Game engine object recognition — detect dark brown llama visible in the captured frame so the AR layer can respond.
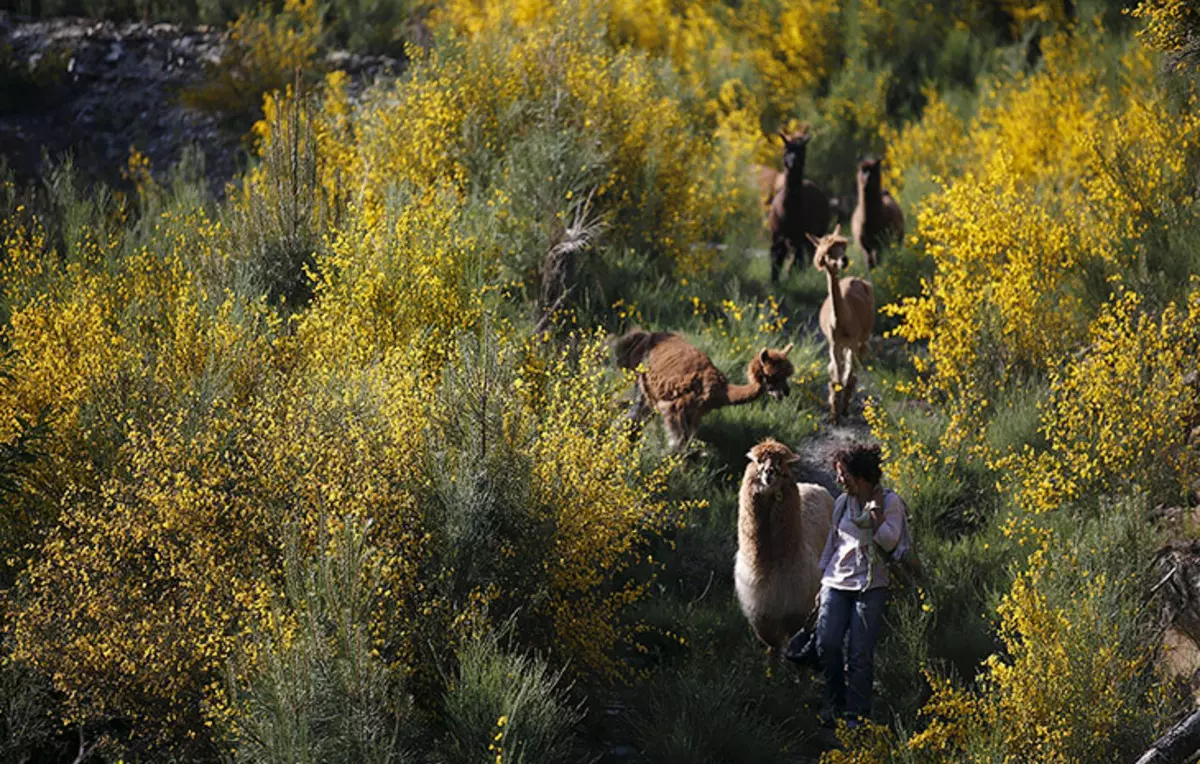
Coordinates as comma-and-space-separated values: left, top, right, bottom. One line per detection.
850, 156, 905, 270
767, 127, 832, 283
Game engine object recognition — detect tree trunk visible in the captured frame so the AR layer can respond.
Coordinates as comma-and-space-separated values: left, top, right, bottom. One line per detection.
1134, 710, 1200, 764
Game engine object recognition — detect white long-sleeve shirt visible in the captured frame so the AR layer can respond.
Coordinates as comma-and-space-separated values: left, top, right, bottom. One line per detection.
818, 489, 906, 591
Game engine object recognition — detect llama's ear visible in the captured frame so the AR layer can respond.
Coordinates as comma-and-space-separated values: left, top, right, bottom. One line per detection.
805, 232, 821, 248
832, 223, 842, 237
781, 342, 794, 356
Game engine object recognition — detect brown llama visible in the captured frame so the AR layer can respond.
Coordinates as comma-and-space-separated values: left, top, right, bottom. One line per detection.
851, 156, 904, 270
735, 438, 834, 659
614, 330, 795, 451
808, 225, 875, 423
768, 127, 832, 283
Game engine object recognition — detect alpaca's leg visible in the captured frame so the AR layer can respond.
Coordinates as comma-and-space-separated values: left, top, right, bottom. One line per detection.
840, 346, 857, 417
781, 237, 798, 280
625, 378, 651, 442
662, 407, 687, 452
628, 377, 651, 421
770, 233, 788, 284
827, 346, 843, 423
683, 407, 704, 447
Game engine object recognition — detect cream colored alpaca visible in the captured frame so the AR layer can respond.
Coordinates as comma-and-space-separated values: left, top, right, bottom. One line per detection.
614, 330, 796, 451
808, 225, 875, 423
735, 439, 834, 658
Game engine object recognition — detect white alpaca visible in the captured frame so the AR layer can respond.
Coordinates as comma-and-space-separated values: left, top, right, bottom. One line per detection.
735, 439, 834, 658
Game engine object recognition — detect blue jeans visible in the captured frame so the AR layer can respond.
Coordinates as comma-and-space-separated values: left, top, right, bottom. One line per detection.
816, 585, 888, 718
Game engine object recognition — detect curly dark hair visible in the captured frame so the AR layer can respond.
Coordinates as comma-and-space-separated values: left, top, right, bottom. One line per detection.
832, 442, 883, 485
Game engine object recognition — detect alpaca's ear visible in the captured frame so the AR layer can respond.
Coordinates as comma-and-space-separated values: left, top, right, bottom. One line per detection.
786, 452, 802, 465
781, 342, 794, 356
832, 223, 841, 237
760, 349, 770, 364
746, 450, 759, 465
805, 232, 821, 248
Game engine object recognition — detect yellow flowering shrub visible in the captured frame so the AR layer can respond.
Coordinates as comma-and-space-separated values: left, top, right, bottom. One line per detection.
824, 537, 1157, 764
514, 334, 693, 677
1131, 0, 1200, 63
438, 0, 841, 130
887, 30, 1200, 448
880, 86, 970, 195
1007, 285, 1200, 513
183, 0, 326, 119
9, 365, 431, 743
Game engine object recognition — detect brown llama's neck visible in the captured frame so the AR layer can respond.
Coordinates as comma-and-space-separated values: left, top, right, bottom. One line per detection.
825, 264, 847, 330
858, 171, 883, 215
725, 371, 765, 406
784, 150, 808, 199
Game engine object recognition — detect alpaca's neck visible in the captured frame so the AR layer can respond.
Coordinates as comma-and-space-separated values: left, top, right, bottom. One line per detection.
825, 267, 846, 331
725, 375, 764, 406
858, 175, 883, 216
738, 487, 797, 570
784, 152, 807, 200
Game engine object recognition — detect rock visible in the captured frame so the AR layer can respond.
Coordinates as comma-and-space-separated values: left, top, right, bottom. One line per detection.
0, 16, 403, 198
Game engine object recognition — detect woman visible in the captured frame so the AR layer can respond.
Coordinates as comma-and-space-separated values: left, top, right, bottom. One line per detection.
815, 442, 908, 727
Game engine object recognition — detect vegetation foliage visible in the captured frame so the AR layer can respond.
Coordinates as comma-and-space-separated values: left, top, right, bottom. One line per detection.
1, 0, 1199, 761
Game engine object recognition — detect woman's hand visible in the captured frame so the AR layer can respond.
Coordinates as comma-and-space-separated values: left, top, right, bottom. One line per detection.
869, 487, 886, 531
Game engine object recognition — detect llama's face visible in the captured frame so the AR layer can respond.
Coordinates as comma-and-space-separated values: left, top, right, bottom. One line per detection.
747, 441, 801, 489
757, 347, 795, 401
814, 240, 850, 273
857, 158, 881, 187
780, 130, 810, 171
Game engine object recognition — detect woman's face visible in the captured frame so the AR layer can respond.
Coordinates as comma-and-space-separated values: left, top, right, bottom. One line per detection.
835, 462, 868, 495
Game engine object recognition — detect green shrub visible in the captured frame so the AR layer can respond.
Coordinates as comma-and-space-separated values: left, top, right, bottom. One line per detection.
436, 626, 583, 764
221, 516, 412, 764
220, 88, 326, 309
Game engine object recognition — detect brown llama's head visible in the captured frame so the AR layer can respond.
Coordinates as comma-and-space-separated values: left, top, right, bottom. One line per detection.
808, 224, 850, 273
748, 342, 795, 401
857, 155, 883, 189
745, 438, 801, 490
778, 125, 811, 172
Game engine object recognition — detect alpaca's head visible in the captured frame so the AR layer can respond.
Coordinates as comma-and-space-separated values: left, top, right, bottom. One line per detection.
808, 225, 850, 273
778, 125, 811, 172
748, 343, 795, 401
857, 156, 883, 190
745, 438, 801, 490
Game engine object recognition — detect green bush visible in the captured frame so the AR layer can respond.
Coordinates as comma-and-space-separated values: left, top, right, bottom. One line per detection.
436, 626, 583, 764
222, 517, 411, 764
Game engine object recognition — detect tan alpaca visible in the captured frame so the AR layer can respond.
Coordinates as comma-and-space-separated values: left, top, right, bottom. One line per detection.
614, 331, 795, 451
851, 156, 905, 270
735, 439, 834, 658
750, 164, 786, 209
808, 225, 875, 423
